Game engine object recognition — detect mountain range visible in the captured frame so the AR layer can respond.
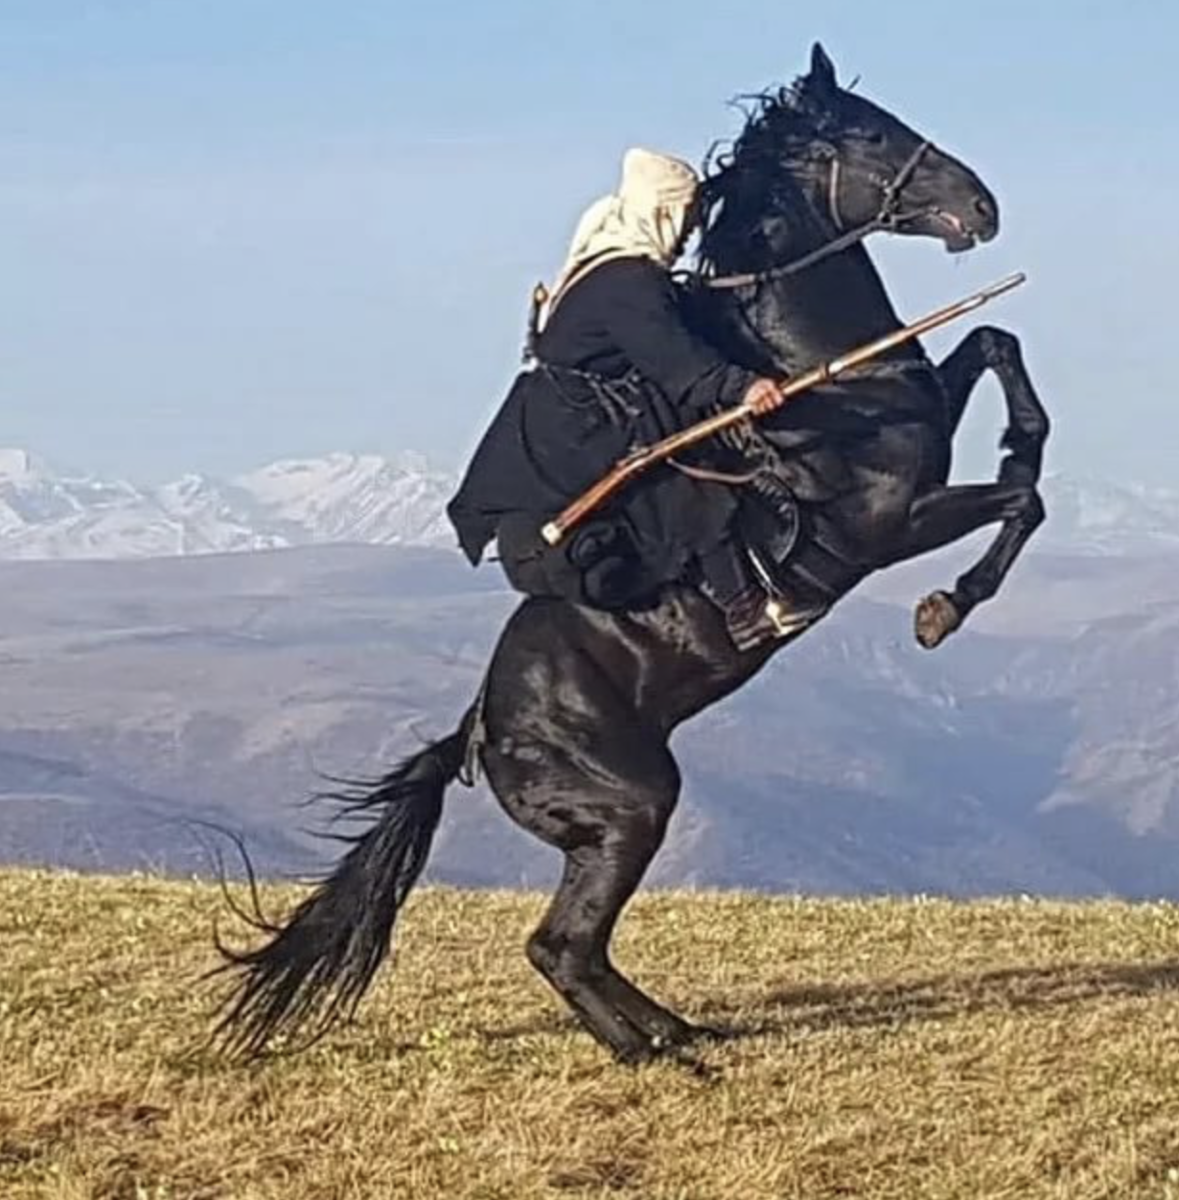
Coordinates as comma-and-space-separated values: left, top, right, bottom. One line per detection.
0, 447, 455, 560
2, 444, 1179, 900
3, 446, 1179, 561
1, 537, 1178, 899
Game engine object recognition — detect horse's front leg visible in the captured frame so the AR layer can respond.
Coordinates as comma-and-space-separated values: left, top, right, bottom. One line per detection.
937, 324, 1050, 486
878, 481, 1045, 648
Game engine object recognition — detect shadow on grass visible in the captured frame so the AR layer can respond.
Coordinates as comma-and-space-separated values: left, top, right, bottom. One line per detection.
477, 958, 1179, 1050
198, 959, 1179, 1068
694, 957, 1179, 1039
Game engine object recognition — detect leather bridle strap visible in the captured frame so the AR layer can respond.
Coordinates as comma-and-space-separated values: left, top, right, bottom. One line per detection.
697, 140, 934, 291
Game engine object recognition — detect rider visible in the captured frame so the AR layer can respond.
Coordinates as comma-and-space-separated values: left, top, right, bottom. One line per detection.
447, 147, 813, 651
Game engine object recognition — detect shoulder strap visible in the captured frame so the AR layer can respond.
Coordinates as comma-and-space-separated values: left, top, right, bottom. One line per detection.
541, 250, 648, 328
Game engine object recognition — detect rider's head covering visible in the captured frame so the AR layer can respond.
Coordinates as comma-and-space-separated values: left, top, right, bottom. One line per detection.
541, 148, 701, 324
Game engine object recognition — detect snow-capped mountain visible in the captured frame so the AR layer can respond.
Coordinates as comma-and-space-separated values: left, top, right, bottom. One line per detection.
0, 448, 456, 561
0, 446, 1175, 562
236, 451, 452, 547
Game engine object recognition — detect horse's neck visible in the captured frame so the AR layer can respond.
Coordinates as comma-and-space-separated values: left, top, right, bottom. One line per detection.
754, 243, 911, 374
705, 178, 915, 375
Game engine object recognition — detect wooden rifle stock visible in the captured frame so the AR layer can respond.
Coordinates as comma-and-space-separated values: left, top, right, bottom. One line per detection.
540, 272, 1026, 547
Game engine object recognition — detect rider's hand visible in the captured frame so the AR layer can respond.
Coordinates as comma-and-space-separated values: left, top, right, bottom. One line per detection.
743, 377, 785, 415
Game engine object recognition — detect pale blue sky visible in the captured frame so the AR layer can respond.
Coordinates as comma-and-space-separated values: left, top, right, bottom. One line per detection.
2, 2, 1176, 486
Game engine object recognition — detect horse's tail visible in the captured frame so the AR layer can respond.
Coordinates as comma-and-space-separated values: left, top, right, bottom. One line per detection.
208, 709, 477, 1058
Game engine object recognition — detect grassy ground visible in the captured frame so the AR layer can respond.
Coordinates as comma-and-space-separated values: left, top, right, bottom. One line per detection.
3, 869, 1179, 1199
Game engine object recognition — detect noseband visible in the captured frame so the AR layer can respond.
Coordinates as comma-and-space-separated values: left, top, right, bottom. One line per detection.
827, 138, 932, 233
697, 139, 934, 291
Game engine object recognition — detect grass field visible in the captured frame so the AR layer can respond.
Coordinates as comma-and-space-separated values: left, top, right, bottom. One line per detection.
3, 869, 1179, 1199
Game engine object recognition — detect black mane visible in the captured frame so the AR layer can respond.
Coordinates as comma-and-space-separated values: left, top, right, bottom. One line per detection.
696, 79, 835, 273
702, 77, 835, 195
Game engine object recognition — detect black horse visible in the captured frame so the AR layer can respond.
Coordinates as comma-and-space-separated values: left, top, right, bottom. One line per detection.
211, 44, 1050, 1064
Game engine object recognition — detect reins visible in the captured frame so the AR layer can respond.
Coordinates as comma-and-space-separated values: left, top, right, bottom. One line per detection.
686, 140, 934, 291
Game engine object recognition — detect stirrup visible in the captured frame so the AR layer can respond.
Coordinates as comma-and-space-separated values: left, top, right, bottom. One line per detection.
764, 596, 825, 638
742, 544, 827, 640
717, 587, 819, 652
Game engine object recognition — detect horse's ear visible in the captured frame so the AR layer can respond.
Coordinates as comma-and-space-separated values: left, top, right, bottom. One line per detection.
808, 42, 838, 95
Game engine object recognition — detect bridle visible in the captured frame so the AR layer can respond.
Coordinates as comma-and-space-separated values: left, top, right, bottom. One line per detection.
692, 139, 935, 291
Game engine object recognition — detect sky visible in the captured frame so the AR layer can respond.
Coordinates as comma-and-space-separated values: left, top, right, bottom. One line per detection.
2, 1, 1177, 487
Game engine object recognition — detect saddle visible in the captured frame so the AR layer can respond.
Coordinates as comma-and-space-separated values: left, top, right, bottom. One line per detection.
480, 357, 830, 618
496, 416, 817, 622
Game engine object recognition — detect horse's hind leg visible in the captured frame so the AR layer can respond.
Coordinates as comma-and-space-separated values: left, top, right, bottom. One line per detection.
528, 817, 702, 1062
480, 648, 701, 1060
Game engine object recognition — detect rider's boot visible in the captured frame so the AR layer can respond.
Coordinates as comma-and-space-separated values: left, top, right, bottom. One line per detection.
698, 537, 825, 652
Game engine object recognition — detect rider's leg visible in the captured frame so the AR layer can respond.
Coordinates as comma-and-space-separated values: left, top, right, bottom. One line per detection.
697, 524, 825, 652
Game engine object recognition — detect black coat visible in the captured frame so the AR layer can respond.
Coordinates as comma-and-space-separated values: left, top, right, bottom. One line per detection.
446, 257, 757, 607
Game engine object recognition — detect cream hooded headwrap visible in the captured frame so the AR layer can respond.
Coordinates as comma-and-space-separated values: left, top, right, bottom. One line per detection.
539, 148, 701, 328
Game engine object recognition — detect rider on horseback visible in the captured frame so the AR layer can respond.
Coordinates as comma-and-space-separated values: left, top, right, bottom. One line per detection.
447, 147, 819, 650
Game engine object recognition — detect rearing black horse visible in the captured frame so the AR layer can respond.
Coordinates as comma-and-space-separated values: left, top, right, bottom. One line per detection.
211, 44, 1050, 1064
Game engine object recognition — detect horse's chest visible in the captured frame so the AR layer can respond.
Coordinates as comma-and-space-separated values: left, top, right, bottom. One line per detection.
829, 422, 940, 543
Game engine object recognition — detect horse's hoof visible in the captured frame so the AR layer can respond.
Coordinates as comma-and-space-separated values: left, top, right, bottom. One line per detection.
607, 1038, 657, 1067
680, 1023, 735, 1046
914, 591, 963, 649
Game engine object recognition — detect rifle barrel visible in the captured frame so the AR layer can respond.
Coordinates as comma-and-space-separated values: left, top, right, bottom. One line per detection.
540, 271, 1026, 547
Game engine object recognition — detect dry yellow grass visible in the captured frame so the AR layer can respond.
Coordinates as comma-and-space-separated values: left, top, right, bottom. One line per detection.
3, 868, 1179, 1199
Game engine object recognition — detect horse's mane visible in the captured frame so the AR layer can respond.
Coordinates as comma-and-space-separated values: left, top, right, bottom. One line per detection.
694, 66, 867, 271
700, 76, 835, 199
695, 80, 821, 270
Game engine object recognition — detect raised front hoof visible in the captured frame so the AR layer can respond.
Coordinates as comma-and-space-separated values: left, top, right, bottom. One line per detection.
914, 591, 963, 650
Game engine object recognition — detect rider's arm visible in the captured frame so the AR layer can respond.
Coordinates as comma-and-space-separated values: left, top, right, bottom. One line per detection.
595, 258, 781, 412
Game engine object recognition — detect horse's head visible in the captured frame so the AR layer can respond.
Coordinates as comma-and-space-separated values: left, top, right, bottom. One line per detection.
706, 43, 998, 257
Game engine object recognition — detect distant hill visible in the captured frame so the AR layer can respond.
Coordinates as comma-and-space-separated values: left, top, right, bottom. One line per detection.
2, 535, 1178, 898
0, 447, 454, 560
4, 444, 1179, 561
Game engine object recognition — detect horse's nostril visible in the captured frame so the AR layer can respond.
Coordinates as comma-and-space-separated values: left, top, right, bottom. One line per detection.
974, 195, 996, 220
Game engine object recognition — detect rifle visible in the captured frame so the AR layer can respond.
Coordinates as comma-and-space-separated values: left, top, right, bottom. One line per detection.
540, 271, 1027, 547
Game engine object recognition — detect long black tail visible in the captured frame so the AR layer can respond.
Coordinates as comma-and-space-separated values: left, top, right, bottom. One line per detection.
208, 716, 473, 1058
